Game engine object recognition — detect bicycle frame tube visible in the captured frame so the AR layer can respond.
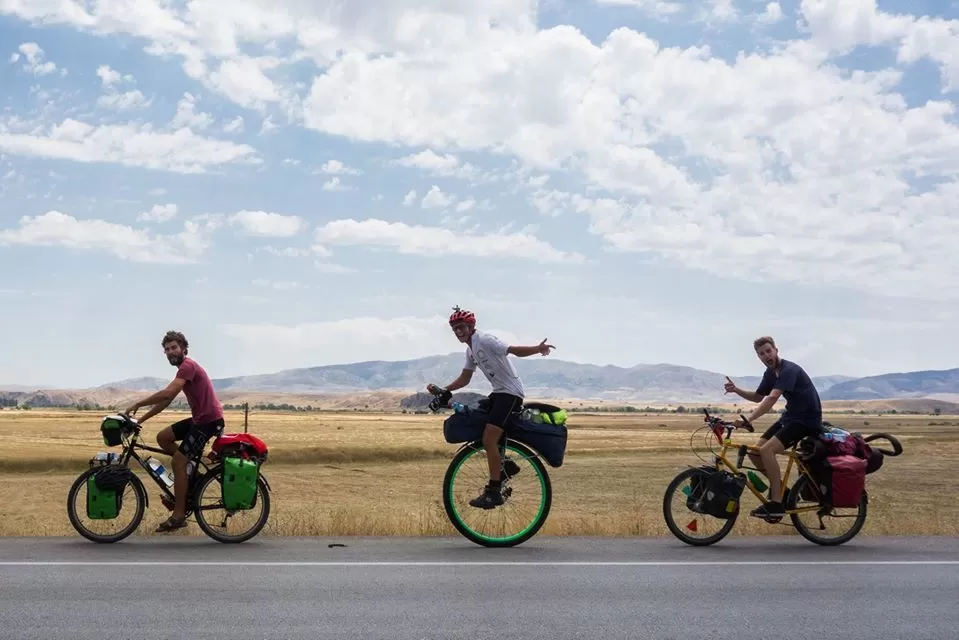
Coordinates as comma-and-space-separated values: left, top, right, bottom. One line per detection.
117, 428, 184, 500
714, 437, 821, 515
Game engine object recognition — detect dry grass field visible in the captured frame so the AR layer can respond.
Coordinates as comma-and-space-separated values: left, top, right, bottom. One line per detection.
1, 407, 957, 539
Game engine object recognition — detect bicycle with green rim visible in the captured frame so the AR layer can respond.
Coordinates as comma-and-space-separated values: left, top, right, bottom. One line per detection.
427, 387, 569, 547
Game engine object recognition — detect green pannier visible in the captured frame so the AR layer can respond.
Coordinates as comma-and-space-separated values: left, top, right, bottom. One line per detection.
86, 474, 120, 519
222, 456, 259, 510
100, 415, 126, 447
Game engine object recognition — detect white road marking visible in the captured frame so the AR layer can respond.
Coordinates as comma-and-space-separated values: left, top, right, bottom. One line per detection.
1, 560, 957, 567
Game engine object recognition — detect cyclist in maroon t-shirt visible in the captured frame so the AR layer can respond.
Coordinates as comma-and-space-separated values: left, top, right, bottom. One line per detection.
124, 330, 225, 532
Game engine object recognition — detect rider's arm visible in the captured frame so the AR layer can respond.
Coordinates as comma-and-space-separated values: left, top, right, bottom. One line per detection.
128, 378, 187, 423
443, 368, 473, 392
733, 388, 765, 403
507, 344, 544, 357
745, 388, 782, 423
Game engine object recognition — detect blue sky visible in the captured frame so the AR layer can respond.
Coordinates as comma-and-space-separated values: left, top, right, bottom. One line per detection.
1, 0, 958, 389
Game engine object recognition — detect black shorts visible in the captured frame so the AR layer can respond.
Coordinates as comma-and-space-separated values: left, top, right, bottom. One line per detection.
484, 392, 524, 429
761, 417, 822, 449
170, 417, 225, 459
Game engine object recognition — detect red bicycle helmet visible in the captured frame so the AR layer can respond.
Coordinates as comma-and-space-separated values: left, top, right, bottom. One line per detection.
448, 305, 475, 327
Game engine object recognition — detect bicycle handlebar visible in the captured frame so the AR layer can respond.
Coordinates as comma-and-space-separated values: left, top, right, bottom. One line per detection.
426, 386, 452, 413
701, 408, 755, 433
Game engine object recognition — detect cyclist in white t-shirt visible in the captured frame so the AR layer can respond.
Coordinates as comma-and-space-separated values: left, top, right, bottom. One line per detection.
427, 306, 555, 509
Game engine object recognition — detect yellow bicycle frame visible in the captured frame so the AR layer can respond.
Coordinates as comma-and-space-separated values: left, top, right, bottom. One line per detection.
712, 431, 823, 516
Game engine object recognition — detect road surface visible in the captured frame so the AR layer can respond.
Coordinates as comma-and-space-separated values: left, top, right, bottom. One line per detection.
1, 536, 956, 639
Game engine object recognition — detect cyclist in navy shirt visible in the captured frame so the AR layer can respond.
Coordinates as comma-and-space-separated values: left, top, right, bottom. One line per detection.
724, 336, 824, 520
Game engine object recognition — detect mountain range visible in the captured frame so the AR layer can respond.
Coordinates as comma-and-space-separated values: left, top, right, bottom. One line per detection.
2, 354, 958, 409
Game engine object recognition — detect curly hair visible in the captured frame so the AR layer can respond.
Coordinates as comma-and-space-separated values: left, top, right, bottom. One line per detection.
161, 330, 189, 350
753, 335, 776, 351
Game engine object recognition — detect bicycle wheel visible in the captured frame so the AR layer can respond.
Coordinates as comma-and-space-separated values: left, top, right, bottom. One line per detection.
192, 467, 271, 543
662, 467, 738, 546
443, 440, 552, 547
786, 474, 867, 546
66, 466, 147, 543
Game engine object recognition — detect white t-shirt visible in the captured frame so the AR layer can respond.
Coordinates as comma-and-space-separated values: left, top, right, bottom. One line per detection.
464, 330, 526, 398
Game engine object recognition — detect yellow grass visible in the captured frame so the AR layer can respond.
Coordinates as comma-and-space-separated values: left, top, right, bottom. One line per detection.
1, 408, 956, 538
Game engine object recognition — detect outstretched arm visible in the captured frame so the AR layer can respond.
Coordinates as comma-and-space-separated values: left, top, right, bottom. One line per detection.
125, 378, 186, 423
508, 339, 555, 358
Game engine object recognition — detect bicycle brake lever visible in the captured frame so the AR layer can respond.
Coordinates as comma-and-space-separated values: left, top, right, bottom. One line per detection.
738, 414, 754, 433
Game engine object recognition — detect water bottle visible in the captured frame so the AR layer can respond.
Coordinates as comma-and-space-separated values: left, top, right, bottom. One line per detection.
94, 452, 119, 464
451, 402, 467, 414
146, 457, 174, 488
747, 470, 768, 493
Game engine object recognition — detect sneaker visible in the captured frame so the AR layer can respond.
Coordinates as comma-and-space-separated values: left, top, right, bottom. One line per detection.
469, 485, 505, 509
750, 501, 785, 521
502, 458, 521, 478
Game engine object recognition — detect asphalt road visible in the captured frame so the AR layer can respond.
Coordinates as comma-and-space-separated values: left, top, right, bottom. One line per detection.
1, 536, 957, 639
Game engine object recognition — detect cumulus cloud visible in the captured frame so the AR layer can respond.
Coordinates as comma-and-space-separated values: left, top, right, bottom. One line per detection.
0, 118, 259, 174
3, 0, 959, 305
230, 210, 306, 237
313, 218, 584, 264
10, 42, 61, 76
0, 211, 209, 263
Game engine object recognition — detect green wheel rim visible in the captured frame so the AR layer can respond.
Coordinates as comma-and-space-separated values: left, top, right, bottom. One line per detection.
446, 443, 549, 545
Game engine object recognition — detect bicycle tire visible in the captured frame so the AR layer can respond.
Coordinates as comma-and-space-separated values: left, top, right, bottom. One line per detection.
192, 467, 271, 544
786, 474, 867, 546
442, 440, 552, 548
662, 467, 738, 546
66, 466, 147, 543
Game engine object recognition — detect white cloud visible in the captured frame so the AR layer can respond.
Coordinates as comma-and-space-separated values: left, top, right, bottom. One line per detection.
137, 204, 178, 222
318, 159, 361, 175
96, 64, 133, 87
394, 149, 478, 180
11, 42, 59, 76
757, 2, 783, 24
0, 118, 260, 174
595, 0, 682, 16
170, 92, 214, 130
0, 211, 209, 264
322, 176, 351, 191
94, 64, 150, 110
402, 189, 417, 206
279, 17, 959, 299
421, 185, 454, 209
97, 90, 151, 110
230, 210, 305, 237
313, 218, 585, 264
223, 116, 245, 133
206, 55, 283, 109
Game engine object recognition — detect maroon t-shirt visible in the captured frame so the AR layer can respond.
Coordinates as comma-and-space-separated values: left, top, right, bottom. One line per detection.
175, 357, 223, 424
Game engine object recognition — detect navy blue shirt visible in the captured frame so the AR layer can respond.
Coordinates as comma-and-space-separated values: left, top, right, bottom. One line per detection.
755, 359, 822, 422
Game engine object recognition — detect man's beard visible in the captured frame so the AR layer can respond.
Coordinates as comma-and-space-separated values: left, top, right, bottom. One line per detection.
168, 355, 184, 366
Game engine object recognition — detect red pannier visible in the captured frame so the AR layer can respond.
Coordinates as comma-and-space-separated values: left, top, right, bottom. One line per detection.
210, 433, 269, 464
818, 455, 867, 508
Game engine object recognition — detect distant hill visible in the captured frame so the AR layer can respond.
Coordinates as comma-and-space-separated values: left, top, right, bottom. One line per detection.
96, 355, 854, 403
820, 368, 959, 401
2, 356, 957, 410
